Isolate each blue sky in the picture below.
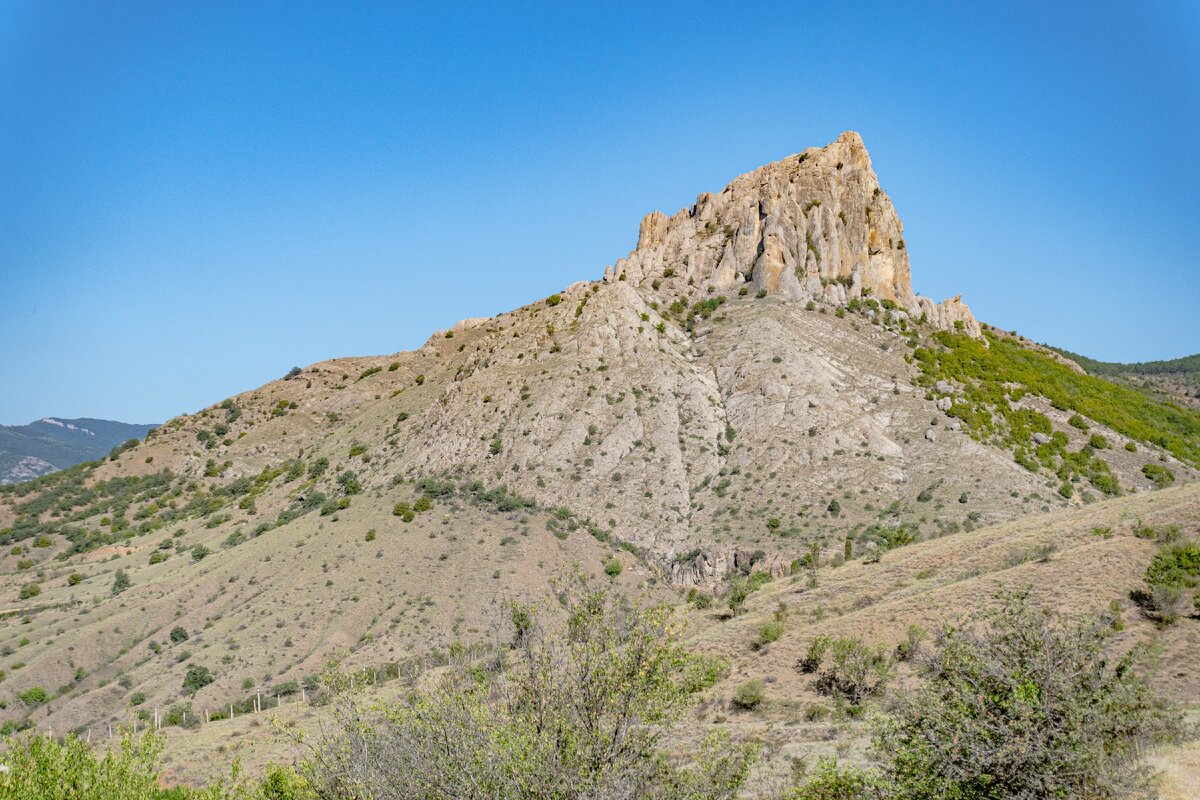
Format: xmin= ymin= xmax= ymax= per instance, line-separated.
xmin=1 ymin=1 xmax=1197 ymax=425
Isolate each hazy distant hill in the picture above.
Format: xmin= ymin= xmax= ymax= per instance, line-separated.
xmin=0 ymin=417 xmax=157 ymax=484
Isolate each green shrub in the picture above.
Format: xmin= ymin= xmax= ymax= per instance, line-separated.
xmin=876 ymin=591 xmax=1181 ymax=800
xmin=111 ymin=569 xmax=131 ymax=595
xmin=788 ymin=757 xmax=879 ymax=800
xmin=67 ymin=572 xmax=83 ymax=586
xmin=545 ymin=294 xmax=562 ymax=306
xmin=1142 ymin=462 xmax=1175 ymax=488
xmin=337 ymin=470 xmax=363 ymax=495
xmin=801 ymin=635 xmax=893 ymax=706
xmin=169 ymin=626 xmax=189 ymax=644
xmin=1068 ymin=413 xmax=1090 ymax=431
xmin=1087 ymin=434 xmax=1109 ymax=449
xmin=17 ymin=686 xmax=47 ymax=706
xmin=18 ymin=582 xmax=40 ymax=600
xmin=603 ymin=556 xmax=623 ymax=577
xmin=191 ymin=544 xmax=211 ymax=562
xmin=732 ymin=678 xmax=765 ymax=710
xmin=756 ymin=618 xmax=784 ymax=648
xmin=182 ymin=664 xmax=214 ymax=692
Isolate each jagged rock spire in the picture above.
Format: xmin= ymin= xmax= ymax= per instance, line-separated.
xmin=605 ymin=131 xmax=980 ymax=335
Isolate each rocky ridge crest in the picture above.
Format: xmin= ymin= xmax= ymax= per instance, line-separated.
xmin=604 ymin=131 xmax=980 ymax=335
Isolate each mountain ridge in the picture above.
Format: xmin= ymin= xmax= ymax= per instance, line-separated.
xmin=0 ymin=134 xmax=1197 ymax=767
xmin=0 ymin=417 xmax=157 ymax=485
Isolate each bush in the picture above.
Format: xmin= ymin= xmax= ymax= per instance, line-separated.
xmin=875 ymin=591 xmax=1181 ymax=800
xmin=801 ymin=636 xmax=893 ymax=706
xmin=1142 ymin=462 xmax=1175 ymax=488
xmin=66 ymin=572 xmax=83 ymax=586
xmin=732 ymin=678 xmax=765 ymax=710
xmin=336 ymin=470 xmax=362 ymax=495
xmin=545 ymin=293 xmax=562 ymax=306
xmin=18 ymin=583 xmax=40 ymax=600
xmin=191 ymin=544 xmax=211 ymax=562
xmin=0 ymin=730 xmax=184 ymax=799
xmin=111 ymin=569 xmax=131 ymax=595
xmin=169 ymin=626 xmax=189 ymax=644
xmin=1068 ymin=413 xmax=1090 ymax=431
xmin=756 ymin=619 xmax=784 ymax=648
xmin=182 ymin=664 xmax=214 ymax=692
xmin=788 ymin=757 xmax=879 ymax=800
xmin=603 ymin=556 xmax=622 ymax=577
xmin=300 ymin=574 xmax=754 ymax=799
xmin=17 ymin=686 xmax=47 ymax=706
xmin=1087 ymin=433 xmax=1109 ymax=449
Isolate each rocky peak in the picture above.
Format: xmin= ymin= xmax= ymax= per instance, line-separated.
xmin=605 ymin=131 xmax=981 ymax=335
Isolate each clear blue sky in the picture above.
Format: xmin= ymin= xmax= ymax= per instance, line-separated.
xmin=1 ymin=1 xmax=1197 ymax=425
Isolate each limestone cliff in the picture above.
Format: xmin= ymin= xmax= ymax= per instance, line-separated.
xmin=604 ymin=131 xmax=981 ymax=335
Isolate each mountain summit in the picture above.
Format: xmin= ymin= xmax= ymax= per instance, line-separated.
xmin=606 ymin=131 xmax=980 ymax=335
xmin=1 ymin=134 xmax=1196 ymax=753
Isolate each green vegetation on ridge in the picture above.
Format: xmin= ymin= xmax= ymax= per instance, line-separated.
xmin=914 ymin=331 xmax=1200 ymax=468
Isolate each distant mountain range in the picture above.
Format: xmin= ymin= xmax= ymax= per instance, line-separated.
xmin=0 ymin=417 xmax=157 ymax=484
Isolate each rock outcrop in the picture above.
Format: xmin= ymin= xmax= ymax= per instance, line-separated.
xmin=604 ymin=131 xmax=980 ymax=335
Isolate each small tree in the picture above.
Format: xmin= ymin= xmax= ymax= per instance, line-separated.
xmin=876 ymin=591 xmax=1181 ymax=800
xmin=111 ymin=569 xmax=131 ymax=595
xmin=182 ymin=664 xmax=214 ymax=693
xmin=299 ymin=573 xmax=752 ymax=800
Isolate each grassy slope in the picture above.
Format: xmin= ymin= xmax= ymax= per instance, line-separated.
xmin=132 ymin=481 xmax=1200 ymax=788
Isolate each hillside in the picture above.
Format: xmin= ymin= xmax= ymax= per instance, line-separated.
xmin=1050 ymin=347 xmax=1200 ymax=410
xmin=0 ymin=418 xmax=157 ymax=485
xmin=1 ymin=132 xmax=1198 ymax=785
